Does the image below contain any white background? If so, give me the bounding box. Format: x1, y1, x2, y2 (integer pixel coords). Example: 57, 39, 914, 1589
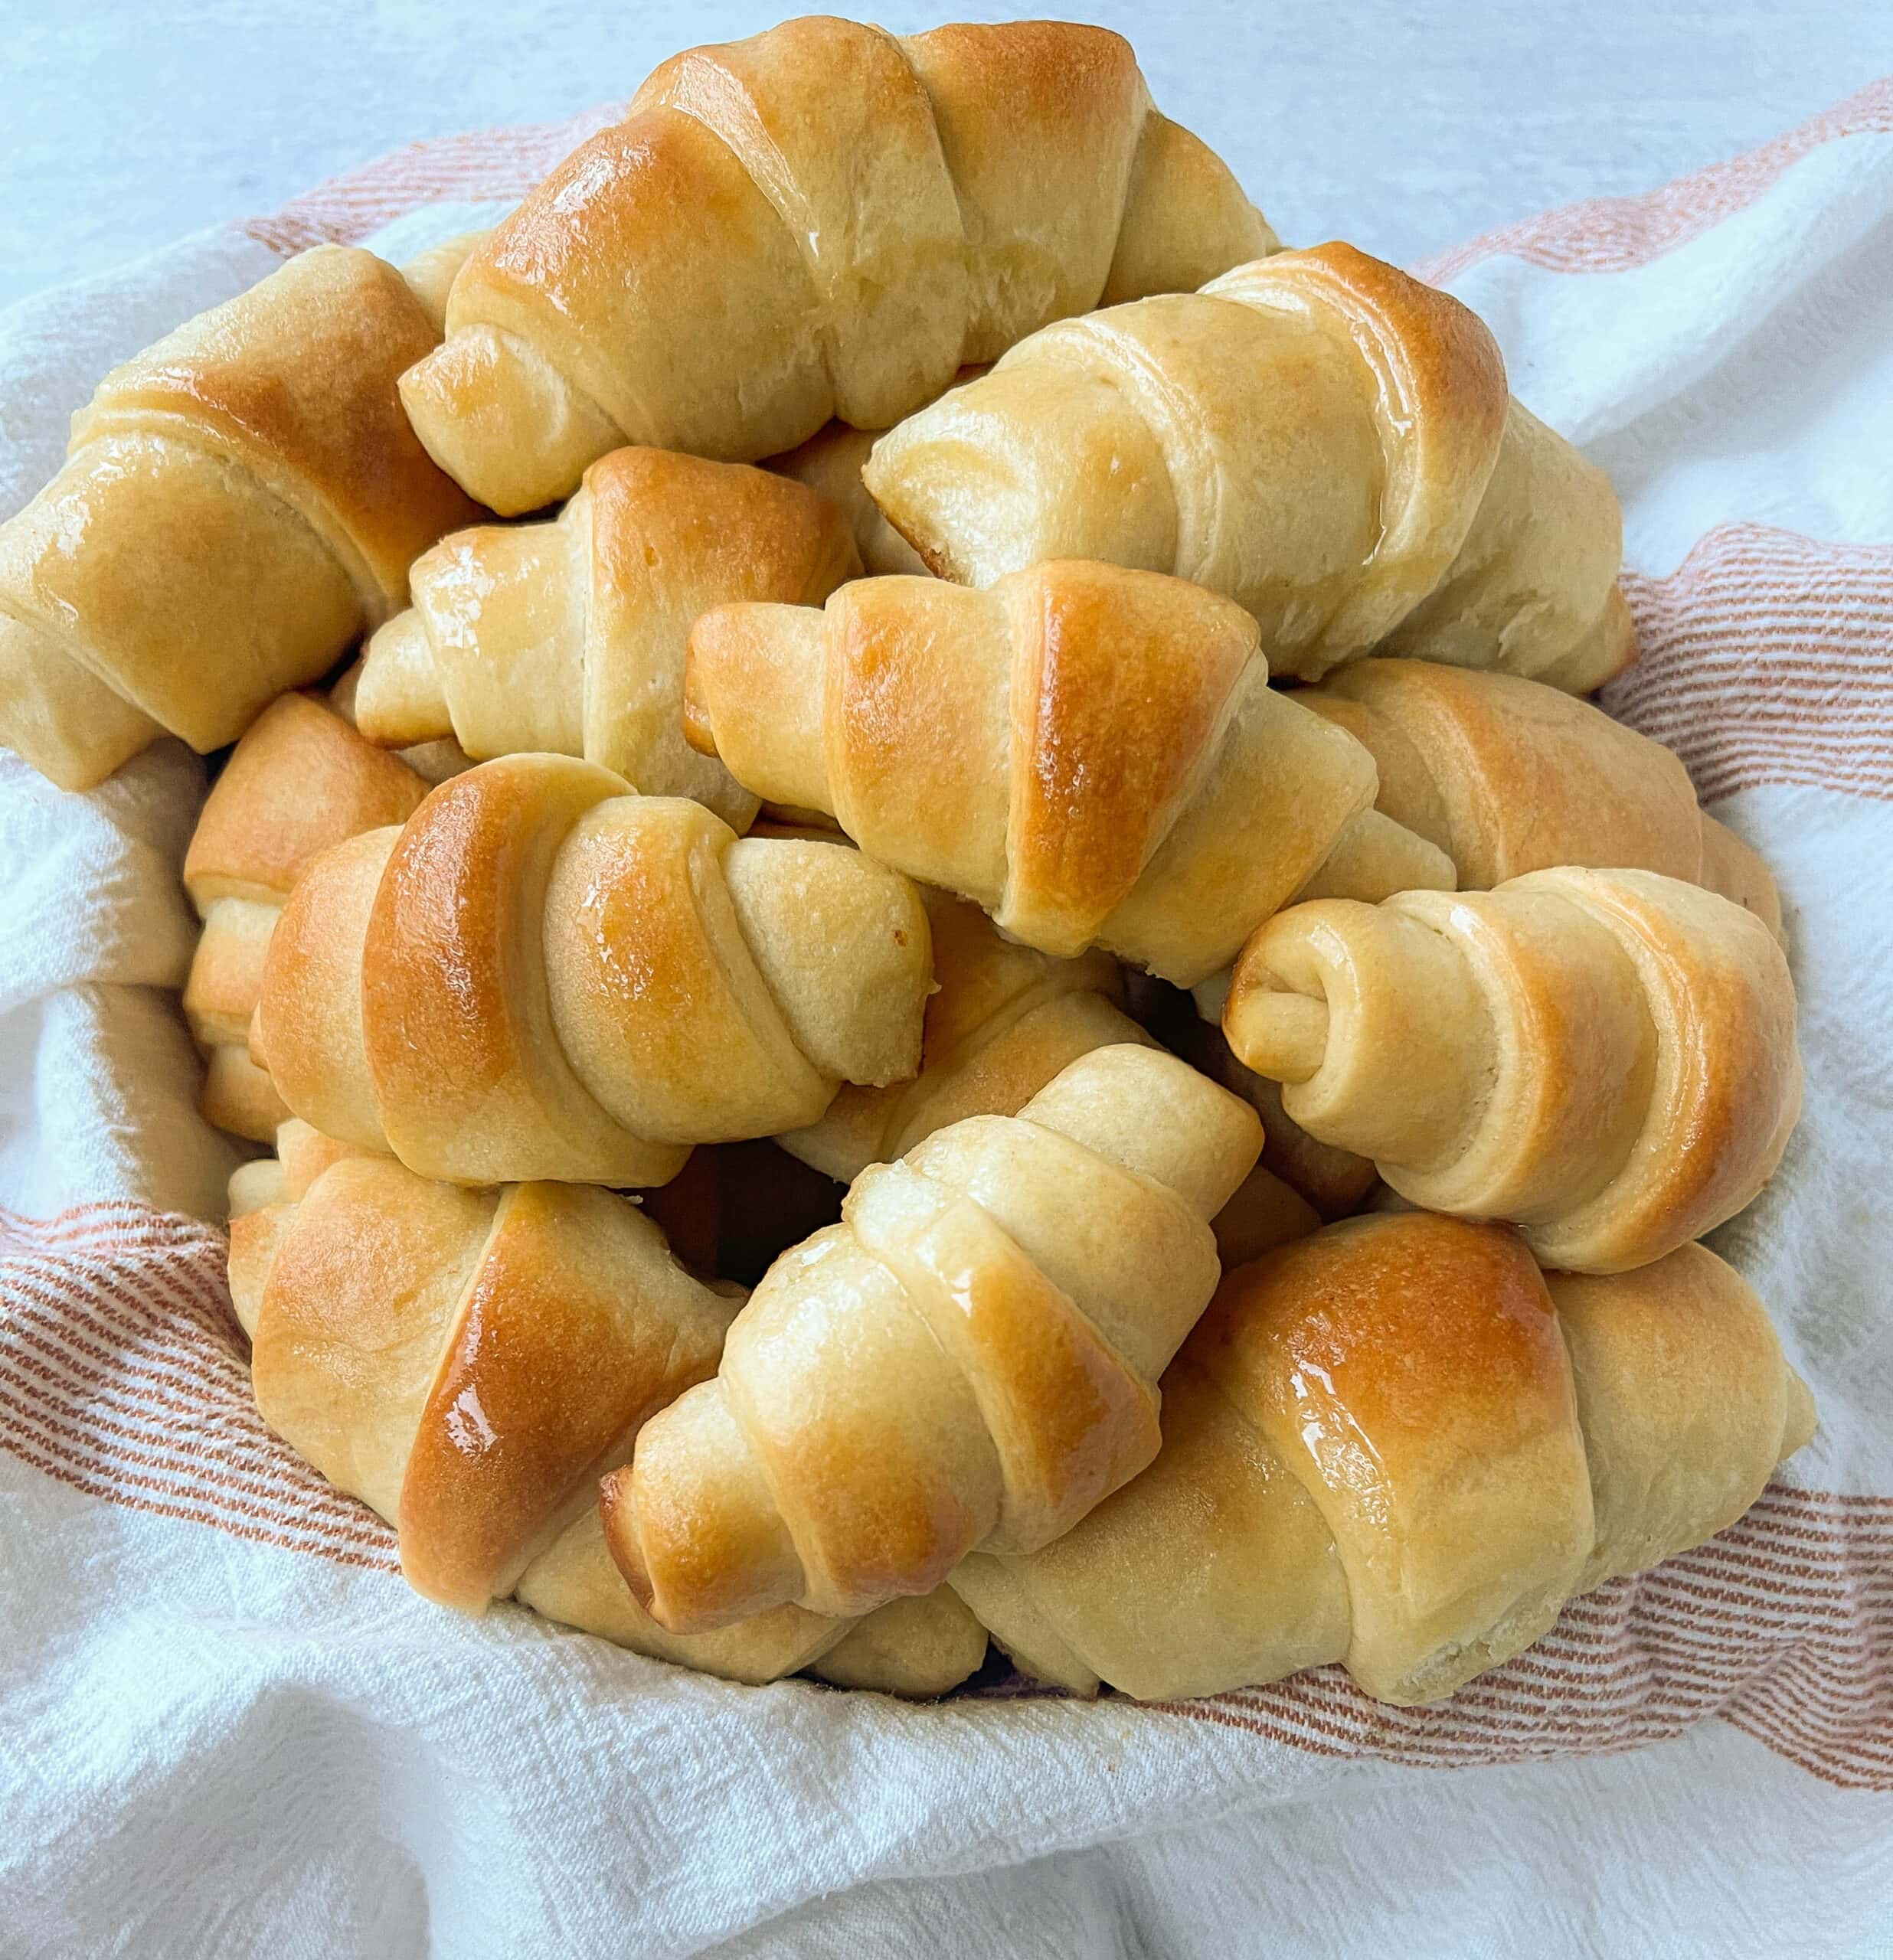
2, 1, 1889, 306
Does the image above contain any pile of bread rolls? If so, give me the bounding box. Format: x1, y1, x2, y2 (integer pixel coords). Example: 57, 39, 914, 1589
4, 18, 1812, 1709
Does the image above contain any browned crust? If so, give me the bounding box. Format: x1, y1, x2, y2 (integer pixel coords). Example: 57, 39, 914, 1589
183, 691, 430, 906
1238, 243, 1510, 563
80, 246, 482, 603
904, 20, 1141, 125
358, 755, 651, 1180
586, 446, 861, 616
1004, 563, 1258, 946
1530, 871, 1802, 1265
1200, 1212, 1568, 1458
398, 1183, 727, 1610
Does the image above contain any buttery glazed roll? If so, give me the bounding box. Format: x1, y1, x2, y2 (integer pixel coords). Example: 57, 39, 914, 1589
182, 690, 456, 1141
0, 245, 485, 789
252, 754, 931, 1187
951, 1214, 1816, 1705
601, 1045, 1263, 1630
865, 243, 1630, 690
401, 17, 1276, 513
1222, 869, 1802, 1271
229, 1141, 980, 1695
780, 888, 1317, 1268
1300, 660, 1782, 931
355, 448, 861, 828
684, 562, 1395, 985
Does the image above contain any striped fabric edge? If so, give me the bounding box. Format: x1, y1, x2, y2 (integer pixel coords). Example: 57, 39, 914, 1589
239, 99, 626, 256
1154, 1486, 1892, 1794
1607, 524, 1893, 805
1415, 74, 1893, 286
2, 1203, 1886, 1790
0, 1201, 398, 1571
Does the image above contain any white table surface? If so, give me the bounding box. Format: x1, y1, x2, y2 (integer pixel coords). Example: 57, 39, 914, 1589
2, 1, 1888, 309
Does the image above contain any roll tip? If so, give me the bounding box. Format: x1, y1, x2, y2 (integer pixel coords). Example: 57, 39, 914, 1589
1222, 975, 1331, 1085
597, 1465, 658, 1615
397, 325, 617, 518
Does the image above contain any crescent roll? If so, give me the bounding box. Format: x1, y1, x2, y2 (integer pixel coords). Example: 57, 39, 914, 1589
252, 754, 931, 1186
952, 1214, 1816, 1704
600, 1045, 1262, 1630
399, 18, 1275, 514
865, 243, 1630, 690
1222, 869, 1802, 1271
683, 561, 1457, 985
355, 448, 861, 828
0, 245, 483, 789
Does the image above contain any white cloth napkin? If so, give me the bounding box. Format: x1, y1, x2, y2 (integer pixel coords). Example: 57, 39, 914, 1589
2, 84, 1890, 1958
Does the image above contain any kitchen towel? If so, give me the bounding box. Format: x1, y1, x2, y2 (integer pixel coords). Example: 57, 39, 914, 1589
2, 80, 1889, 1959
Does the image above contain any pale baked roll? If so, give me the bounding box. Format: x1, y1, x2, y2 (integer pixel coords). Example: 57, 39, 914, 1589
355, 448, 860, 828
0, 245, 483, 789
1221, 869, 1802, 1271
600, 1045, 1262, 1630
953, 1214, 1815, 1705
253, 755, 931, 1186
865, 243, 1630, 690
400, 18, 1276, 513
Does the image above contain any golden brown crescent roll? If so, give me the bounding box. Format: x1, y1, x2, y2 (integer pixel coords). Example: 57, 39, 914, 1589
951, 1214, 1816, 1705
354, 449, 861, 828
251, 753, 931, 1187
398, 18, 1277, 513
0, 246, 485, 790
1300, 660, 1782, 931
182, 691, 457, 1142
780, 888, 1316, 1269
599, 1044, 1263, 1632
228, 1140, 980, 1695
684, 562, 1411, 986
1222, 869, 1802, 1272
865, 243, 1631, 691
